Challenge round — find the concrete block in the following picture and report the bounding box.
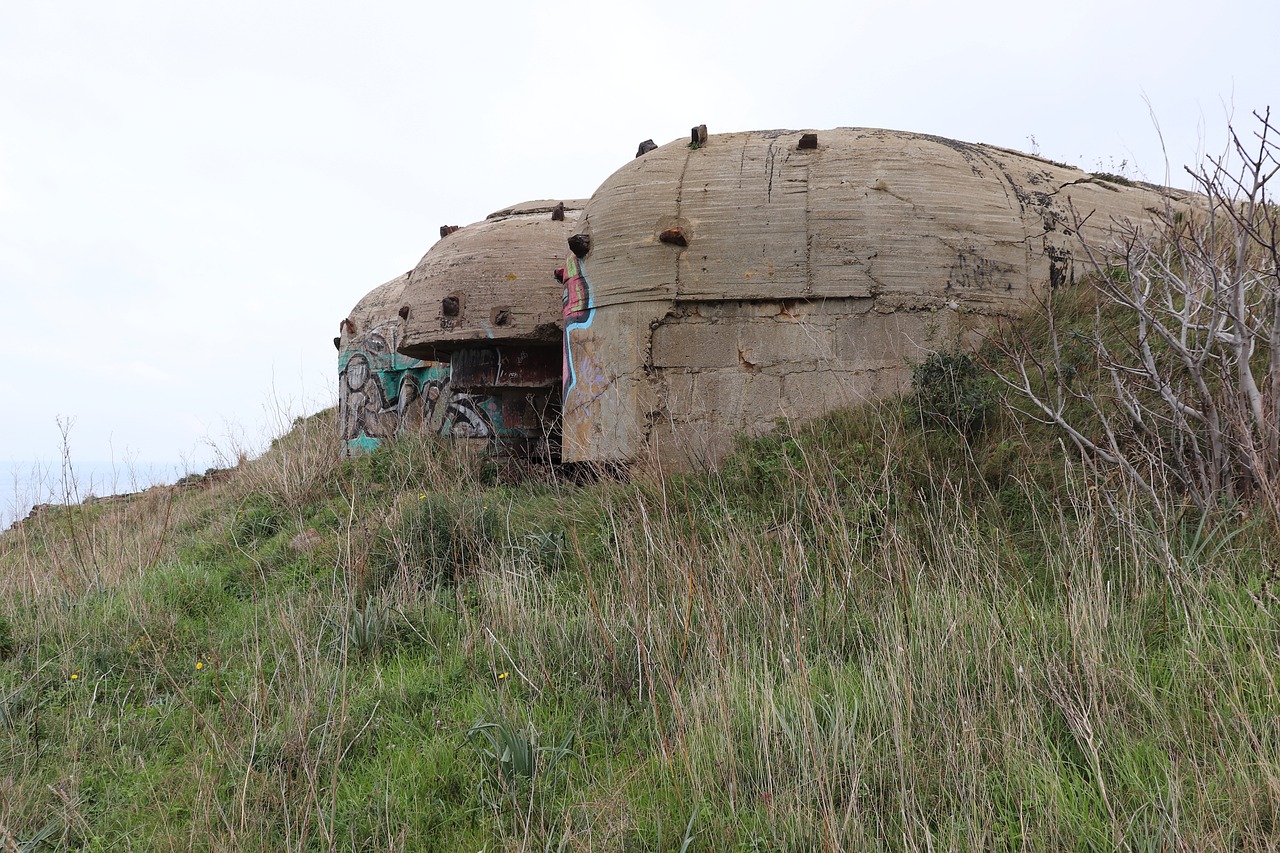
[651,321,740,368]
[835,310,959,369]
[736,319,835,369]
[777,369,848,421]
[691,369,752,424]
[650,368,783,466]
[660,370,697,416]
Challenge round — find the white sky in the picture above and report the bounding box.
[1,0,1276,518]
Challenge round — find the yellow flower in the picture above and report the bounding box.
[498,671,509,681]
[70,672,79,681]
[419,494,426,500]
[195,661,205,671]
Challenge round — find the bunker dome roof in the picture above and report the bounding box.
[574,127,1192,313]
[395,199,587,361]
[341,270,412,341]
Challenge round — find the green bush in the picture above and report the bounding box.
[0,613,15,660]
[909,350,997,437]
[230,494,283,545]
[378,493,497,585]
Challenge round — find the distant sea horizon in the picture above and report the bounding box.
[2,459,196,530]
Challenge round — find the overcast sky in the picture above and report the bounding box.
[2,0,1275,521]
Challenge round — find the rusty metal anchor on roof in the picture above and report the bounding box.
[659,226,688,247]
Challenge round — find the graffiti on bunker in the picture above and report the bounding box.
[338,320,497,455]
[560,253,610,449]
[560,252,594,388]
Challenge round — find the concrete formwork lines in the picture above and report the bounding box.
[801,135,815,299]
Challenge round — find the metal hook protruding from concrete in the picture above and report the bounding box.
[659,227,688,247]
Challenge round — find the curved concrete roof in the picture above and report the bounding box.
[339,271,411,349]
[396,199,587,361]
[573,127,1191,313]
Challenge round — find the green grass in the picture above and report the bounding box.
[2,390,1278,850]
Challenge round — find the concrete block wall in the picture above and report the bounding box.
[646,298,963,466]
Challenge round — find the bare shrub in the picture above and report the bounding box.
[993,109,1279,513]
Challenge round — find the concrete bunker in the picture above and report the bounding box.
[556,128,1195,468]
[349,127,1196,469]
[341,199,586,457]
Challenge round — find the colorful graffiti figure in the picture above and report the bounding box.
[560,253,595,394]
[338,320,496,455]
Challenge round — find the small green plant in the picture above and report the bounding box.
[515,528,569,574]
[657,804,700,853]
[230,495,282,544]
[328,597,388,657]
[10,814,63,851]
[349,600,386,657]
[465,712,574,811]
[350,594,384,653]
[909,350,997,437]
[383,492,496,584]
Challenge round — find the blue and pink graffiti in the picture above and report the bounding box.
[560,252,595,395]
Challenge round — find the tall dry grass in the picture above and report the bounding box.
[2,402,1278,851]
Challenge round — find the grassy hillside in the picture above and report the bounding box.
[1,355,1278,849]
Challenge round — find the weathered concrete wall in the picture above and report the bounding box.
[646,297,959,464]
[562,127,1197,468]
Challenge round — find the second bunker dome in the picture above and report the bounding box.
[396,199,587,455]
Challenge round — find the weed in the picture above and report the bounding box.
[334,598,389,658]
[465,709,576,842]
[0,613,15,660]
[467,714,573,799]
[909,349,998,438]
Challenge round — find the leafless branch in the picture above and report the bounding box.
[991,110,1279,513]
